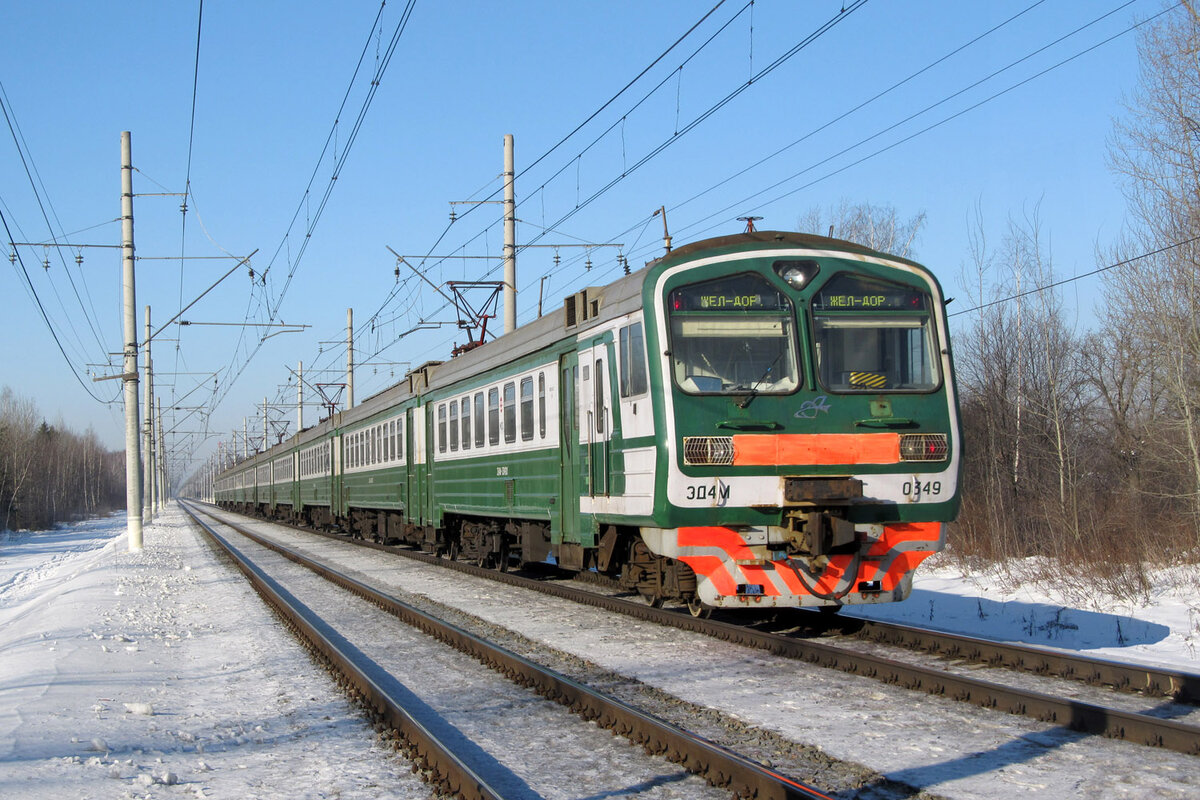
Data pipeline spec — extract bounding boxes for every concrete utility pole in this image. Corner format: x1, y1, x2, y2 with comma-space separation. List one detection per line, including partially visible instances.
121, 131, 143, 551
346, 308, 354, 409
503, 134, 516, 334
143, 306, 155, 524
297, 361, 304, 431
262, 397, 268, 451
156, 397, 165, 503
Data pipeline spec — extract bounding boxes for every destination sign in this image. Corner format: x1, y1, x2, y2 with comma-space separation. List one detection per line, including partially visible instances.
670, 272, 787, 312
813, 273, 926, 312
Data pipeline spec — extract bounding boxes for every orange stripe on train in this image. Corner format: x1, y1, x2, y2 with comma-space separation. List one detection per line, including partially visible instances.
675, 523, 943, 598
731, 433, 901, 465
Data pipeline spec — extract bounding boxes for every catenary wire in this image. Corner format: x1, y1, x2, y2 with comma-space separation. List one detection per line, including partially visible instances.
0, 205, 118, 404
0, 81, 110, 356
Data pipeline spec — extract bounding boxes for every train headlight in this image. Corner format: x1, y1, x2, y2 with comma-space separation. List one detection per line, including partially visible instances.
774, 259, 820, 290
900, 433, 949, 461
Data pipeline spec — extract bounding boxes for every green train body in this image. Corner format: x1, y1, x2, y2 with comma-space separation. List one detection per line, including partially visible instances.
214, 232, 961, 611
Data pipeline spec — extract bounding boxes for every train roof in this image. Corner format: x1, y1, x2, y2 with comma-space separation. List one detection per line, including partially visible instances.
221, 230, 927, 475
647, 230, 926, 271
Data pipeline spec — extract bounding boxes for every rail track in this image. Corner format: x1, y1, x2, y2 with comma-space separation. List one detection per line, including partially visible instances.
181, 500, 835, 800
196, 502, 1200, 758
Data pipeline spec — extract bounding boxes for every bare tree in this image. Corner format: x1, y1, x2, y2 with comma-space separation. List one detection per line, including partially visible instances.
953, 205, 1098, 571
0, 388, 39, 531
798, 201, 926, 258
1106, 4, 1200, 544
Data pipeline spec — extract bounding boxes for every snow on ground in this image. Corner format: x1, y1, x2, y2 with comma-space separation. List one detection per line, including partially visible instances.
842, 554, 1200, 671
0, 507, 427, 799
1, 505, 1198, 800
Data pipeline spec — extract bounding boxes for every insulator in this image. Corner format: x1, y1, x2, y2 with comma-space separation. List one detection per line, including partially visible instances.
553, 251, 560, 268
248, 267, 255, 280
75, 253, 84, 266
585, 257, 592, 271
449, 209, 457, 223
43, 258, 50, 270
8, 251, 15, 264
180, 202, 188, 215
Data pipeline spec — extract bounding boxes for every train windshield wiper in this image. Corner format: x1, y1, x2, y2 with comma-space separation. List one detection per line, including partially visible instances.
737, 353, 782, 409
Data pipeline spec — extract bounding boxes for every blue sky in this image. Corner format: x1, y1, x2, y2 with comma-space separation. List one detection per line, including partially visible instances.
0, 1, 1163, 476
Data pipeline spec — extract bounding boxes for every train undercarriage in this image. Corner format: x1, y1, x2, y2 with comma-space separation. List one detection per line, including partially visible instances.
221, 501, 710, 614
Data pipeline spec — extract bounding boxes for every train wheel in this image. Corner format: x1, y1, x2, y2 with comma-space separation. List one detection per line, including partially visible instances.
686, 596, 711, 619
638, 589, 664, 608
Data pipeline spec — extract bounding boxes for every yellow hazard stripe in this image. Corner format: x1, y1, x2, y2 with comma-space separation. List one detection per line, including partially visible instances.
849, 371, 887, 388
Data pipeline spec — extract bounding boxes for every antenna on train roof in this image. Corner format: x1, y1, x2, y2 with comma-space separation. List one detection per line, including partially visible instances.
652, 206, 672, 253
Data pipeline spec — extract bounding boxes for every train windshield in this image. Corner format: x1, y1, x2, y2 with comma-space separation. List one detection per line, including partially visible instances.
667, 273, 799, 395
811, 273, 939, 392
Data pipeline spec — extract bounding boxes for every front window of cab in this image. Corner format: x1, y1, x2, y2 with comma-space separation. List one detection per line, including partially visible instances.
667, 272, 799, 395
812, 273, 939, 392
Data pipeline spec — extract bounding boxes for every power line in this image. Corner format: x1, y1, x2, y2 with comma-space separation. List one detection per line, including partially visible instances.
674, 0, 1158, 240
0, 205, 118, 405
949, 235, 1200, 318
174, 0, 206, 381
475, 0, 1165, 343
0, 80, 110, 356
666, 0, 1054, 227
356, 1, 867, 358
210, 0, 419, 416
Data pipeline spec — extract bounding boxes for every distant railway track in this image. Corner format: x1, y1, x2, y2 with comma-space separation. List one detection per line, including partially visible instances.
181, 500, 833, 800
195, 503, 1200, 758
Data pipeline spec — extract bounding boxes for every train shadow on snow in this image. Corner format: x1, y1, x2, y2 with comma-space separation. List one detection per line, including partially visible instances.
844, 587, 1171, 650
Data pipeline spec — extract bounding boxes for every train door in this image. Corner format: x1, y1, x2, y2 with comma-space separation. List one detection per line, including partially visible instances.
411, 405, 427, 526
584, 337, 612, 497
331, 435, 341, 513
424, 404, 437, 526
404, 407, 416, 524
558, 352, 581, 540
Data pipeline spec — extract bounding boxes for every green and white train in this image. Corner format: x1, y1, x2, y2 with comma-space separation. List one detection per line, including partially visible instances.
214, 231, 961, 613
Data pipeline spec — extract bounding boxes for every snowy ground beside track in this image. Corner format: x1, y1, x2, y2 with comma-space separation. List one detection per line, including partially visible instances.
1, 505, 1198, 799
0, 507, 427, 800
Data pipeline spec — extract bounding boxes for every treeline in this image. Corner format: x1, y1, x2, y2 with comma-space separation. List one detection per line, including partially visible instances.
0, 386, 126, 532
954, 8, 1200, 590
952, 214, 1198, 595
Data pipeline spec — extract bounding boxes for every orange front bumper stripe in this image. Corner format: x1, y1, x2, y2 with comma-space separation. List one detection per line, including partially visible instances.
731, 433, 901, 466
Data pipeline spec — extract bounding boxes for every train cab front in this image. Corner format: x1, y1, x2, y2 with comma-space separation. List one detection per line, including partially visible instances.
642, 234, 961, 611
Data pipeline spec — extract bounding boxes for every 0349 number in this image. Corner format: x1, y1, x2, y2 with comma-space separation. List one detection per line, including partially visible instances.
902, 480, 942, 500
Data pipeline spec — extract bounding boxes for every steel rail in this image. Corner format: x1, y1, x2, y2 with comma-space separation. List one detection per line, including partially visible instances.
569, 570, 1200, 707
842, 618, 1200, 704
182, 505, 509, 800
182, 501, 831, 800
196, 503, 1200, 757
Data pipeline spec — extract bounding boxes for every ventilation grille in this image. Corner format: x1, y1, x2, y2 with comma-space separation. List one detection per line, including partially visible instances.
683, 436, 735, 466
